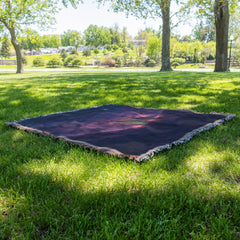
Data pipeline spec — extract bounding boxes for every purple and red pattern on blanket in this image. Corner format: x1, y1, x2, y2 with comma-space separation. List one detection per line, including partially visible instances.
5, 104, 235, 162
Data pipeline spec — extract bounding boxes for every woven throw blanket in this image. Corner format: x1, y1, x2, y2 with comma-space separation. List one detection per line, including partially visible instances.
5, 104, 235, 162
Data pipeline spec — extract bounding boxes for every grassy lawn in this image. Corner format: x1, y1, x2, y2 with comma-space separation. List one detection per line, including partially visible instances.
0, 71, 239, 239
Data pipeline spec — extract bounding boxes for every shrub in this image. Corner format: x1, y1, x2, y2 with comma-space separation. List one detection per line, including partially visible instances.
112, 44, 119, 51
33, 56, 45, 67
122, 47, 128, 53
102, 57, 116, 67
103, 49, 108, 55
94, 48, 99, 54
144, 58, 156, 67
71, 57, 83, 67
94, 58, 101, 66
123, 53, 130, 67
106, 45, 112, 51
22, 56, 28, 65
170, 58, 185, 65
129, 43, 134, 50
60, 49, 68, 60
47, 57, 62, 68
114, 49, 124, 55
64, 56, 75, 66
70, 48, 78, 55
82, 49, 91, 57
200, 56, 207, 64
112, 55, 123, 67
133, 58, 143, 67
171, 62, 180, 68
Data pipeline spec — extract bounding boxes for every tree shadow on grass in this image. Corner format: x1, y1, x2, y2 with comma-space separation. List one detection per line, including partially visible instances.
1, 141, 240, 239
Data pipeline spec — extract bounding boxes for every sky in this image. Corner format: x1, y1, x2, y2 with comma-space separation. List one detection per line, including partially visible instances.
40, 1, 195, 37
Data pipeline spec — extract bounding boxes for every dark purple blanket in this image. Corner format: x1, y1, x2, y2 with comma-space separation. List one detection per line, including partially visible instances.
5, 105, 235, 162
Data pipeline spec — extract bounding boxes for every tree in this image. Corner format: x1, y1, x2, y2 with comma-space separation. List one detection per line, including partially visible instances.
214, 0, 229, 71
0, 0, 82, 73
109, 24, 121, 45
84, 25, 111, 47
134, 28, 154, 44
193, 21, 215, 42
96, 0, 177, 71
61, 30, 83, 49
40, 34, 61, 48
121, 27, 129, 44
188, 0, 239, 72
146, 36, 162, 63
1, 36, 11, 59
20, 29, 42, 51
229, 5, 240, 40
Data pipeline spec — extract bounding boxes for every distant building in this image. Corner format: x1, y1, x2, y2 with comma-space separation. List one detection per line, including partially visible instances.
39, 48, 58, 54
58, 46, 75, 53
132, 40, 147, 47
78, 45, 89, 52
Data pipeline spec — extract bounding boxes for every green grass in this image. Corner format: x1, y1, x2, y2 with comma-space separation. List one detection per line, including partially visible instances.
0, 71, 239, 239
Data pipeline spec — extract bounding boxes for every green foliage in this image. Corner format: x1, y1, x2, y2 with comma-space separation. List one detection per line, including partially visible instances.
193, 21, 215, 42
109, 24, 121, 45
82, 49, 91, 57
171, 62, 180, 68
0, 1, 60, 32
33, 56, 45, 67
40, 34, 61, 48
71, 57, 83, 67
135, 28, 154, 42
192, 48, 199, 63
135, 45, 146, 59
94, 58, 101, 66
229, 5, 240, 41
70, 48, 78, 55
133, 58, 144, 67
0, 37, 11, 59
106, 44, 112, 51
171, 58, 186, 65
144, 58, 156, 67
64, 55, 76, 66
22, 56, 28, 65
47, 57, 63, 68
103, 49, 108, 55
112, 55, 123, 67
102, 57, 116, 67
121, 27, 128, 44
123, 53, 131, 66
122, 47, 128, 53
60, 49, 68, 60
19, 29, 42, 51
61, 30, 83, 49
112, 43, 119, 51
93, 48, 100, 54
64, 55, 83, 67
114, 49, 124, 55
171, 39, 216, 62
84, 25, 111, 47
146, 36, 161, 63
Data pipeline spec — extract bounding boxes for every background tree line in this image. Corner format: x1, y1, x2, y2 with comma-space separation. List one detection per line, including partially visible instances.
0, 0, 239, 73
1, 25, 240, 69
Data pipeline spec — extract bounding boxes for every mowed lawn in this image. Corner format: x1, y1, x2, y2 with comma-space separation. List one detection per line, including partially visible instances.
0, 71, 239, 239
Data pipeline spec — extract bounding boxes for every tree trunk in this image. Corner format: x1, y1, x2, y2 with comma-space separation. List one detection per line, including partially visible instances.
214, 0, 229, 72
9, 27, 24, 73
160, 0, 172, 71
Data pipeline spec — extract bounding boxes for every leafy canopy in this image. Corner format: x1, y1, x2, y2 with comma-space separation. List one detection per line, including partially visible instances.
0, 0, 60, 31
